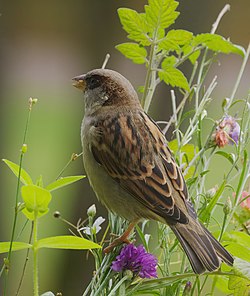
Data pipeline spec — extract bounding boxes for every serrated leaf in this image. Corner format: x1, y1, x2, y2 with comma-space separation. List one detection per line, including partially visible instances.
182, 44, 200, 64
166, 29, 193, 44
159, 29, 193, 51
118, 8, 151, 45
161, 56, 176, 68
21, 185, 52, 220
37, 236, 101, 250
116, 43, 147, 64
145, 0, 179, 30
158, 67, 190, 91
2, 159, 33, 185
46, 175, 85, 192
0, 242, 32, 253
193, 33, 245, 56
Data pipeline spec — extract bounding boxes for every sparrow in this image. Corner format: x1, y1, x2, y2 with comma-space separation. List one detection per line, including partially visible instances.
72, 68, 234, 274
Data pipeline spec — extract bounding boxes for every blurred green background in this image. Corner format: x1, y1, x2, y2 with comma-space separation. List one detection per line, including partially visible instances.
0, 0, 249, 295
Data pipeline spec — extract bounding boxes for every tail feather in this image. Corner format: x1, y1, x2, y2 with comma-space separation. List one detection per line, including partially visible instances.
170, 220, 234, 274
200, 223, 234, 266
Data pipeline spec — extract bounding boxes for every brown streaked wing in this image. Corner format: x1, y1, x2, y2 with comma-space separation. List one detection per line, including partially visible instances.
90, 111, 189, 224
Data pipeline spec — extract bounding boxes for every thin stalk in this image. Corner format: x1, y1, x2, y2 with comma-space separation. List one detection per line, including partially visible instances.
142, 42, 158, 112
56, 152, 83, 180
227, 42, 250, 109
211, 4, 230, 34
2, 99, 34, 294
218, 212, 228, 242
171, 90, 181, 161
107, 275, 129, 296
16, 222, 34, 296
33, 214, 39, 296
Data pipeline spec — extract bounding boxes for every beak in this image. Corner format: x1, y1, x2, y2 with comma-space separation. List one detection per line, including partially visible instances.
72, 74, 87, 91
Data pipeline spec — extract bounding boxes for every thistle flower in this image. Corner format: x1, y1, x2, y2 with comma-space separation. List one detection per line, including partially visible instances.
111, 244, 157, 278
213, 116, 240, 147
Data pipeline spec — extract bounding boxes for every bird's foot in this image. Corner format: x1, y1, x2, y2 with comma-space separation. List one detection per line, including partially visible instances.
103, 222, 136, 254
103, 236, 130, 253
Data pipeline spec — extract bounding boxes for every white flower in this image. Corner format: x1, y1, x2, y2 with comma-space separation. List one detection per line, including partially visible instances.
82, 216, 105, 235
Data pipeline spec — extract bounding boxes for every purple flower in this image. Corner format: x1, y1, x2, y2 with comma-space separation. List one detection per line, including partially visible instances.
111, 244, 157, 278
213, 116, 240, 147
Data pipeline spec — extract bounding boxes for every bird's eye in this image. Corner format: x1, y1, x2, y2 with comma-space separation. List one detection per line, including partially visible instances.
87, 76, 101, 90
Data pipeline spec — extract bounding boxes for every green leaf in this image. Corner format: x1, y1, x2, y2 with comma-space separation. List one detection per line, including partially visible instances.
21, 185, 52, 220
2, 159, 33, 185
215, 151, 238, 170
166, 29, 193, 44
159, 29, 193, 51
118, 8, 151, 45
193, 33, 245, 56
182, 44, 200, 64
145, 0, 179, 30
234, 258, 250, 278
228, 259, 250, 296
37, 236, 101, 250
199, 180, 227, 222
226, 231, 250, 248
116, 43, 148, 64
158, 67, 190, 91
0, 241, 32, 253
225, 243, 250, 262
46, 175, 85, 192
161, 56, 176, 68
36, 175, 43, 187
128, 273, 195, 291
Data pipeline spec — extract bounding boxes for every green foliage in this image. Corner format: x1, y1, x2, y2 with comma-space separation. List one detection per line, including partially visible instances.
82, 1, 250, 295
46, 175, 85, 192
2, 156, 94, 296
116, 0, 244, 110
115, 43, 148, 64
2, 1, 250, 295
36, 236, 101, 250
2, 159, 33, 185
228, 259, 250, 296
21, 185, 52, 220
0, 242, 32, 253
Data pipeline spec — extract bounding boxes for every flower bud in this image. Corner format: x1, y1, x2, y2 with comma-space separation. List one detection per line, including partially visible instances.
223, 197, 232, 215
205, 186, 218, 199
21, 144, 28, 154
87, 204, 96, 217
183, 281, 192, 296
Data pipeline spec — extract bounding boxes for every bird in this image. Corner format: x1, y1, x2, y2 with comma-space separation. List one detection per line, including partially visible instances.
72, 68, 234, 274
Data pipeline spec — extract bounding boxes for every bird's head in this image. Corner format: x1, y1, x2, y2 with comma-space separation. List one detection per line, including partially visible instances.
72, 69, 141, 115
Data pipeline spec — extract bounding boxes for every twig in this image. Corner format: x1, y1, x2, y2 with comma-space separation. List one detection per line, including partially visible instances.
102, 54, 111, 69
228, 42, 250, 109
211, 4, 230, 34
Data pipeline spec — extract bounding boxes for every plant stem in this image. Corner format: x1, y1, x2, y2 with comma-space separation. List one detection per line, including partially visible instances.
33, 214, 39, 296
141, 41, 157, 112
2, 99, 34, 294
16, 222, 34, 295
227, 42, 250, 110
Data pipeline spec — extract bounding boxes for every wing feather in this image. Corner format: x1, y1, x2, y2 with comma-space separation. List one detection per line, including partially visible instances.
91, 111, 189, 224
